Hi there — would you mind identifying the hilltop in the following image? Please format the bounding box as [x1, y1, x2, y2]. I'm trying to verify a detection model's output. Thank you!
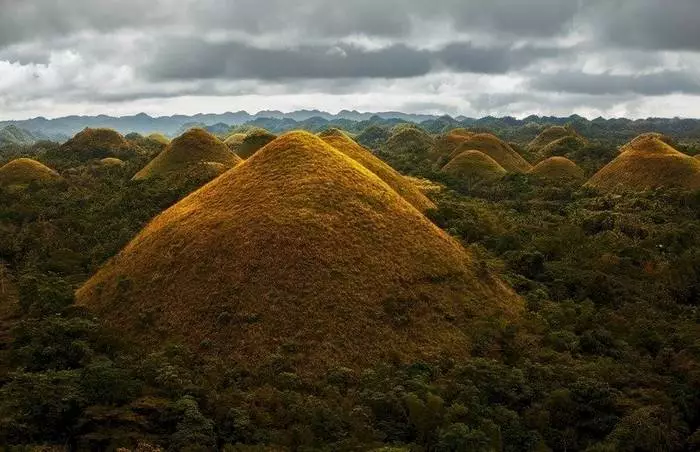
[441, 150, 507, 185]
[0, 158, 60, 186]
[586, 134, 700, 192]
[530, 156, 584, 181]
[77, 131, 521, 375]
[133, 128, 241, 180]
[59, 128, 141, 161]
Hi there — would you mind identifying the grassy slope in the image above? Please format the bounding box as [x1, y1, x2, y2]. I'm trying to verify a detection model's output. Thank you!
[319, 129, 435, 212]
[442, 150, 507, 182]
[530, 156, 585, 180]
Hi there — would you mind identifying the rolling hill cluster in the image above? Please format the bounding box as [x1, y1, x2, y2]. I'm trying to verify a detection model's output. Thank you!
[0, 119, 699, 451]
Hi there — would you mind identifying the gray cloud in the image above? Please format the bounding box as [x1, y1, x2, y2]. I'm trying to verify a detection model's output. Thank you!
[531, 71, 700, 96]
[145, 39, 560, 80]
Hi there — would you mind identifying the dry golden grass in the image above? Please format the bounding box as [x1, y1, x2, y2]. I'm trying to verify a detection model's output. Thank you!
[0, 158, 61, 186]
[527, 126, 572, 152]
[77, 131, 521, 375]
[60, 128, 140, 160]
[529, 157, 584, 181]
[586, 135, 700, 192]
[232, 129, 277, 159]
[449, 134, 532, 173]
[441, 150, 507, 184]
[619, 133, 677, 154]
[405, 176, 444, 194]
[99, 157, 126, 167]
[319, 128, 435, 212]
[133, 128, 241, 180]
[147, 133, 170, 145]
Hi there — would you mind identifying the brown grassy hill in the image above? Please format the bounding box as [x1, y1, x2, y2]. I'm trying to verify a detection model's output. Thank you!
[60, 128, 141, 161]
[147, 133, 170, 145]
[527, 126, 572, 152]
[449, 134, 532, 173]
[99, 157, 126, 167]
[695, 154, 700, 160]
[586, 136, 700, 192]
[133, 128, 241, 180]
[232, 129, 277, 159]
[530, 157, 584, 181]
[319, 128, 435, 212]
[619, 133, 677, 154]
[384, 127, 436, 157]
[441, 150, 507, 185]
[77, 131, 521, 375]
[0, 158, 61, 186]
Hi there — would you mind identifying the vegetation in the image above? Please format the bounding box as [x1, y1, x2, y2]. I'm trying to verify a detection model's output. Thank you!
[444, 134, 533, 174]
[230, 129, 277, 159]
[1, 123, 699, 450]
[59, 128, 142, 162]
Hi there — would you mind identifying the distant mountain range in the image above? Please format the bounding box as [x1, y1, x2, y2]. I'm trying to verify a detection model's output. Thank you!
[2, 111, 700, 144]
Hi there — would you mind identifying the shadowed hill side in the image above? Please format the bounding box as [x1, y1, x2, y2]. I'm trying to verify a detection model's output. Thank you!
[529, 157, 584, 181]
[77, 131, 521, 375]
[539, 135, 587, 159]
[586, 135, 700, 192]
[147, 133, 170, 145]
[133, 128, 241, 180]
[527, 126, 572, 153]
[384, 127, 436, 158]
[60, 128, 141, 161]
[441, 150, 507, 185]
[0, 158, 61, 186]
[356, 125, 390, 150]
[449, 134, 532, 173]
[231, 129, 277, 159]
[319, 128, 435, 212]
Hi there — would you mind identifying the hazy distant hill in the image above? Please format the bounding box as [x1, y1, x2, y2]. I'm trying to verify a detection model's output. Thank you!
[3, 111, 700, 144]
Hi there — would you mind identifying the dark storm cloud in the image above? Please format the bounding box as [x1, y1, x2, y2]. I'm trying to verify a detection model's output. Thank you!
[588, 0, 700, 51]
[531, 71, 700, 96]
[145, 39, 560, 80]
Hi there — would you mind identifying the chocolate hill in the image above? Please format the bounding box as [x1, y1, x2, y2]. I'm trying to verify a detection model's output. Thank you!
[133, 128, 241, 180]
[586, 135, 700, 192]
[77, 131, 521, 375]
[60, 128, 141, 161]
[0, 158, 61, 186]
[530, 157, 584, 181]
[441, 150, 507, 184]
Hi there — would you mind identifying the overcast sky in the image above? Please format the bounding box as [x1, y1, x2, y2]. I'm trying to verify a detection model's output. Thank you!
[1, 0, 700, 120]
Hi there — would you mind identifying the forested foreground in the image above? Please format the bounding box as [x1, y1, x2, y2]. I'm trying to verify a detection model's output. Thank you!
[0, 137, 699, 451]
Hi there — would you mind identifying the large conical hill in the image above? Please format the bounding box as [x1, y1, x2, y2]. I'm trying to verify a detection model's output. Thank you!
[77, 131, 521, 375]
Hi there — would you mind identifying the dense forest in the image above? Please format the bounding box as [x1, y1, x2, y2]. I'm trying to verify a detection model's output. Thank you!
[0, 119, 699, 452]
